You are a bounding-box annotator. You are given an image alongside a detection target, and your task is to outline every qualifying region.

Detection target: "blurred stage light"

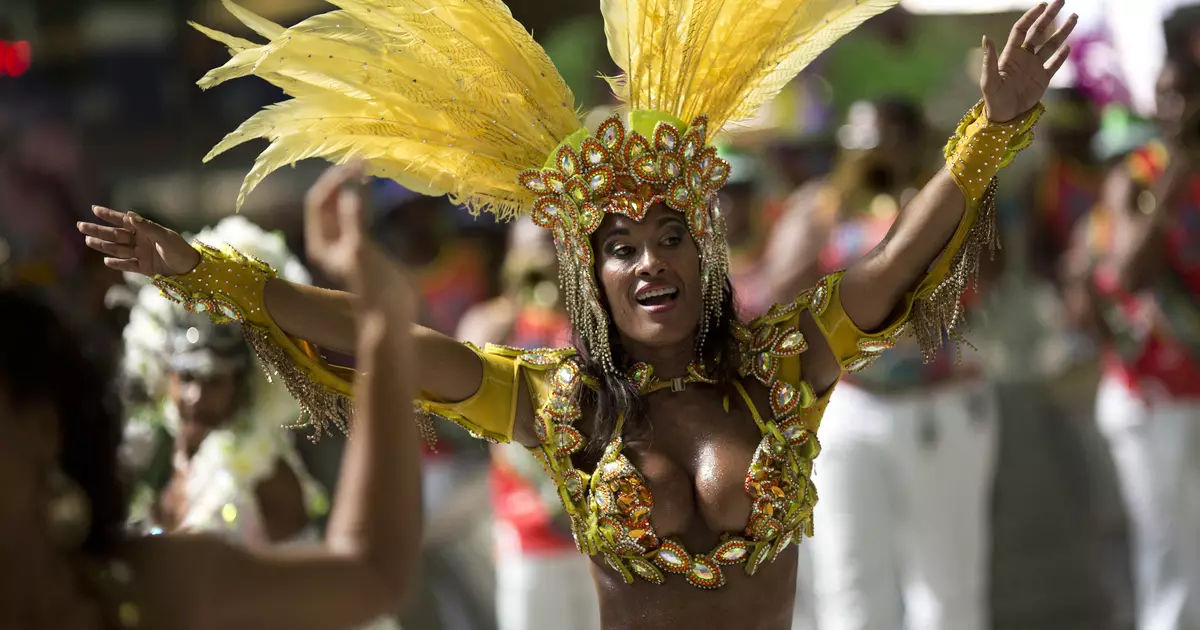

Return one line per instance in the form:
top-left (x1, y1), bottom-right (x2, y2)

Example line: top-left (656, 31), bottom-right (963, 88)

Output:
top-left (0, 41), bottom-right (31, 77)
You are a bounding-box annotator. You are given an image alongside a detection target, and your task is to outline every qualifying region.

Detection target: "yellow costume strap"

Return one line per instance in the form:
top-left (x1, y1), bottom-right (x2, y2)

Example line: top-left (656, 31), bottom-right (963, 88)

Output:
top-left (803, 271), bottom-right (906, 375)
top-left (415, 344), bottom-right (578, 445)
top-left (153, 242), bottom-right (355, 439)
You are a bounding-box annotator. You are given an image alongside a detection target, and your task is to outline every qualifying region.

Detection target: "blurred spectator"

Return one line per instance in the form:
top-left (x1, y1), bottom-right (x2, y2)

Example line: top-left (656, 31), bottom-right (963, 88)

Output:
top-left (1084, 57), bottom-right (1200, 630)
top-left (374, 181), bottom-right (491, 337)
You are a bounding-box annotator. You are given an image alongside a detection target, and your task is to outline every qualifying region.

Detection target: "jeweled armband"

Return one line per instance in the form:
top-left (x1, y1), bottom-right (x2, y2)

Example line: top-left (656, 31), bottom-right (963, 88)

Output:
top-left (155, 242), bottom-right (354, 439)
top-left (944, 100), bottom-right (1044, 205)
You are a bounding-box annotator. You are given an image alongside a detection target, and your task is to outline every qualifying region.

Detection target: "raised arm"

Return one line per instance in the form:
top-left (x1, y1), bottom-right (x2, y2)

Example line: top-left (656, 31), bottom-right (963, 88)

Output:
top-left (125, 164), bottom-right (423, 630)
top-left (839, 2), bottom-right (1075, 334)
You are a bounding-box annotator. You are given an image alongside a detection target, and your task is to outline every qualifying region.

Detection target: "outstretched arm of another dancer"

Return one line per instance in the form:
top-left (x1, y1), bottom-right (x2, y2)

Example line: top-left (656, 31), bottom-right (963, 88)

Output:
top-left (118, 164), bottom-right (422, 630)
top-left (798, 1), bottom-right (1075, 384)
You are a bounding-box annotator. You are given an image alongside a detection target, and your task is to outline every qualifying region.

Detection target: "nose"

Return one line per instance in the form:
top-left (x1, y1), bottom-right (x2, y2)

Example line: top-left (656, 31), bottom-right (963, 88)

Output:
top-left (635, 243), bottom-right (667, 278)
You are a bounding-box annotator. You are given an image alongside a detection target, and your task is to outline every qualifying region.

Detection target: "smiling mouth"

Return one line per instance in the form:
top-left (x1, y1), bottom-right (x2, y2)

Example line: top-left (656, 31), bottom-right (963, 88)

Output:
top-left (635, 286), bottom-right (679, 308)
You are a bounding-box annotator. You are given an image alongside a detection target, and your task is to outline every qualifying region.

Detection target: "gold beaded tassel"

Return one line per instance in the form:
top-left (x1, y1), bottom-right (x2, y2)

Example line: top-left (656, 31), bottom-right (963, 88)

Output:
top-left (555, 234), bottom-right (615, 373)
top-left (910, 100), bottom-right (1043, 362)
top-left (908, 179), bottom-right (998, 362)
top-left (696, 199), bottom-right (731, 354)
top-left (242, 326), bottom-right (354, 441)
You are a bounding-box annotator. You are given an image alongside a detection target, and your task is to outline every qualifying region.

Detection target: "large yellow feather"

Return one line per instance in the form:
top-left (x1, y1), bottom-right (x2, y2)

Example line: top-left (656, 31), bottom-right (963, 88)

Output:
top-left (196, 0), bottom-right (581, 217)
top-left (601, 0), bottom-right (897, 133)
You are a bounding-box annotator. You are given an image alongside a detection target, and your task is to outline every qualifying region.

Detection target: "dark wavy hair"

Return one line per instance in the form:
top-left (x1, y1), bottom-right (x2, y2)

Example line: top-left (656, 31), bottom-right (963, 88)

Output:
top-left (0, 289), bottom-right (127, 555)
top-left (575, 278), bottom-right (741, 466)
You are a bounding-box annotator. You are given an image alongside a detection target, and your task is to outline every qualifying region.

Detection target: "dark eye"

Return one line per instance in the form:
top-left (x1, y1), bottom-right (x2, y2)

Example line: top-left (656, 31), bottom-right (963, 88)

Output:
top-left (609, 243), bottom-right (635, 258)
top-left (662, 235), bottom-right (682, 247)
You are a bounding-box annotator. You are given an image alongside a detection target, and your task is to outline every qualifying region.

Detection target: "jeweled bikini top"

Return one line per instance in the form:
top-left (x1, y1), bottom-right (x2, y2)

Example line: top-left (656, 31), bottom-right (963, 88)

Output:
top-left (418, 271), bottom-right (904, 588)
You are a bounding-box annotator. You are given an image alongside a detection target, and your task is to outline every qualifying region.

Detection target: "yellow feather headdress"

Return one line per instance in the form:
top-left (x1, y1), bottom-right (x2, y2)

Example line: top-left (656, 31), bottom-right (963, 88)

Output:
top-left (197, 0), bottom-right (897, 371)
top-left (196, 0), bottom-right (581, 217)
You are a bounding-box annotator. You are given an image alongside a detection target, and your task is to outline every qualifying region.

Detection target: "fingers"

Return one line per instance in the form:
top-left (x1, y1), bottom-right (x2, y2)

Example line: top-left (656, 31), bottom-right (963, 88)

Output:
top-left (305, 162), bottom-right (364, 216)
top-left (84, 236), bottom-right (135, 259)
top-left (77, 221), bottom-right (134, 245)
top-left (1038, 13), bottom-right (1078, 63)
top-left (1023, 0), bottom-right (1064, 50)
top-left (1045, 43), bottom-right (1072, 76)
top-left (92, 205), bottom-right (130, 227)
top-left (981, 36), bottom-right (1001, 93)
top-left (305, 161), bottom-right (365, 243)
top-left (1006, 2), bottom-right (1048, 53)
top-left (337, 180), bottom-right (367, 236)
top-left (103, 258), bottom-right (142, 273)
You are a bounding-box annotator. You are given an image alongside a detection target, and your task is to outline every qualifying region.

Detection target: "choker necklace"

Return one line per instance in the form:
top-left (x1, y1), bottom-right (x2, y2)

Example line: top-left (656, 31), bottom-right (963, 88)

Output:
top-left (625, 361), bottom-right (717, 395)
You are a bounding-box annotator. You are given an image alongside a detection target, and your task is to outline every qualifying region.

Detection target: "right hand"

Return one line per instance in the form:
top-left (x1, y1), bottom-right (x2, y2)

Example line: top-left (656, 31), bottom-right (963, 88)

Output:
top-left (78, 207), bottom-right (200, 277)
top-left (304, 162), bottom-right (370, 287)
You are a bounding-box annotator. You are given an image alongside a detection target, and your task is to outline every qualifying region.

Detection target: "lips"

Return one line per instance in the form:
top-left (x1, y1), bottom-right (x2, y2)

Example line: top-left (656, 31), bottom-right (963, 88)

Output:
top-left (635, 283), bottom-right (679, 312)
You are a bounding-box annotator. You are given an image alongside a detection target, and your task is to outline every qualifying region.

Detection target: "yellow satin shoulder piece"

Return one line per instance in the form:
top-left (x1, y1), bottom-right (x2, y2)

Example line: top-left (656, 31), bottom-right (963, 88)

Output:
top-left (416, 344), bottom-right (577, 444)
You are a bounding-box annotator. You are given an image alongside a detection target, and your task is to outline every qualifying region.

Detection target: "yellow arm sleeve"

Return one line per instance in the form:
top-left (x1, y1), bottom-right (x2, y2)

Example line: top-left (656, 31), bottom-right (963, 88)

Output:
top-left (154, 242), bottom-right (354, 438)
top-left (415, 345), bottom-right (576, 444)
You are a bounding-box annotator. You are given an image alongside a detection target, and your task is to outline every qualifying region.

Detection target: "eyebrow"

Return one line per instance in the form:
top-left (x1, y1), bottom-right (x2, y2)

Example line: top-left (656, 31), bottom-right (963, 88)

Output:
top-left (600, 213), bottom-right (686, 240)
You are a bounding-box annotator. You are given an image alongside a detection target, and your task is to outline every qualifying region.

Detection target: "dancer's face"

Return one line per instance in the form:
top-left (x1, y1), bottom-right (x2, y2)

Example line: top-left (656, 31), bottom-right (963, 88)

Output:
top-left (593, 204), bottom-right (703, 353)
top-left (169, 370), bottom-right (240, 449)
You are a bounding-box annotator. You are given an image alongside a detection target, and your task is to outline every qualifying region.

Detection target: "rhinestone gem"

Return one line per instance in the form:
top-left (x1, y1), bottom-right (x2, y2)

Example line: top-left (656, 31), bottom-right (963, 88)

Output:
top-left (629, 557), bottom-right (665, 584)
top-left (858, 338), bottom-right (895, 353)
top-left (713, 538), bottom-right (749, 564)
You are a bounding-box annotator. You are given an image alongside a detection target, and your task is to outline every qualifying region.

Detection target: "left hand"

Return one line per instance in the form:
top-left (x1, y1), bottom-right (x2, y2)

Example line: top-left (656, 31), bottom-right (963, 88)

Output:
top-left (981, 0), bottom-right (1078, 123)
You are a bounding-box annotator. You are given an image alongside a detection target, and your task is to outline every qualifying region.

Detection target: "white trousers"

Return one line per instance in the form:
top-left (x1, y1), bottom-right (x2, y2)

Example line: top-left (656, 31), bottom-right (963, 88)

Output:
top-left (494, 523), bottom-right (600, 630)
top-left (807, 379), bottom-right (999, 630)
top-left (1096, 376), bottom-right (1200, 630)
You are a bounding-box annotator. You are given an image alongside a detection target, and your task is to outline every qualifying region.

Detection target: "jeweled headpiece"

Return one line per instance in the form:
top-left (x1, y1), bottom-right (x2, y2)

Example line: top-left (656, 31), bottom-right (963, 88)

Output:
top-left (197, 0), bottom-right (897, 372)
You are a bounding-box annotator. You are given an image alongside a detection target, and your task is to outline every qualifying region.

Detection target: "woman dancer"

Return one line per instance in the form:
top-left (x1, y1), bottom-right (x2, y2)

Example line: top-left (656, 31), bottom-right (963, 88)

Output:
top-left (1087, 58), bottom-right (1200, 630)
top-left (79, 0), bottom-right (1075, 627)
top-left (4, 166), bottom-right (422, 629)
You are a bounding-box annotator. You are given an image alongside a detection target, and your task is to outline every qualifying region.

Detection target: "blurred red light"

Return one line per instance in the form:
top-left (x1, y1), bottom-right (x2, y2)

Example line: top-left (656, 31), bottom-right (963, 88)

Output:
top-left (0, 42), bottom-right (8, 77)
top-left (3, 41), bottom-right (31, 77)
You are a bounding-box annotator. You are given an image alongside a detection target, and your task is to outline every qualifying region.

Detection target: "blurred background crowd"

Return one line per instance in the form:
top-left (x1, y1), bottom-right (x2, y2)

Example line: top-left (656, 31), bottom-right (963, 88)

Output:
top-left (3, 0), bottom-right (1200, 629)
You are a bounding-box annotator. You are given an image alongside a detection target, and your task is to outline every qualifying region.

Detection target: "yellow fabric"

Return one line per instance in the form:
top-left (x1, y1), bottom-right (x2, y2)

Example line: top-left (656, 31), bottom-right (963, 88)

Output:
top-left (415, 344), bottom-right (575, 443)
top-left (153, 243), bottom-right (355, 437)
top-left (193, 0), bottom-right (581, 217)
top-left (945, 100), bottom-right (1045, 205)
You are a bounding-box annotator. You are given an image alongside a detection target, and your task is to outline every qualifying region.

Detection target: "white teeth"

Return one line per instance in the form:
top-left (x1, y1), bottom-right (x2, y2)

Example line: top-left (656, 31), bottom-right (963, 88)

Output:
top-left (636, 287), bottom-right (678, 302)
